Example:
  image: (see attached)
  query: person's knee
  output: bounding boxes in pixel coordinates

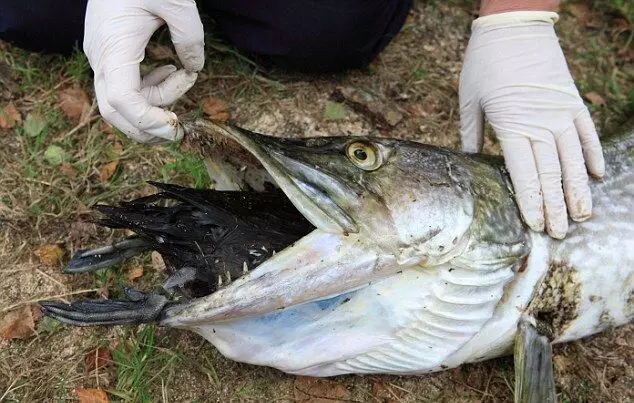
[276,0,413,72]
[0,1,87,54]
[205,0,413,73]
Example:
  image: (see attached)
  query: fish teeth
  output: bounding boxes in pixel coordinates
[217,275,223,288]
[226,270,232,283]
[243,261,249,274]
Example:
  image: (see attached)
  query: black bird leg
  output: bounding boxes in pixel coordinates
[64,237,151,273]
[39,287,167,326]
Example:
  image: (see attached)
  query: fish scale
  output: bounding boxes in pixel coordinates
[40,118,634,382]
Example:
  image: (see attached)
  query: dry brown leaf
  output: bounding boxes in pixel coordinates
[371,379,404,402]
[99,277,115,299]
[125,265,144,282]
[584,91,606,107]
[147,44,175,61]
[406,104,426,117]
[75,388,109,403]
[101,121,116,137]
[151,251,166,272]
[113,139,123,155]
[35,244,64,265]
[203,97,231,122]
[60,162,78,176]
[0,305,41,340]
[99,161,119,183]
[567,3,590,23]
[85,348,112,373]
[59,87,91,121]
[294,376,351,402]
[0,103,21,129]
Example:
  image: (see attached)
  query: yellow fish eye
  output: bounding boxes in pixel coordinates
[346,141,382,171]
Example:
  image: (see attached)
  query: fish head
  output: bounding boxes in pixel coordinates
[163,120,479,326]
[209,123,476,258]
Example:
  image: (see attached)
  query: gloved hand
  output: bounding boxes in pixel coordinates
[459,11,605,239]
[84,0,205,143]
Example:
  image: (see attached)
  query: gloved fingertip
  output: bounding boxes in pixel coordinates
[173,123,184,142]
[181,45,205,72]
[145,111,184,142]
[518,202,545,233]
[587,151,606,178]
[548,228,567,240]
[545,209,568,240]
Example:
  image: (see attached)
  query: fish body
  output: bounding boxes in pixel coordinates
[41,119,634,377]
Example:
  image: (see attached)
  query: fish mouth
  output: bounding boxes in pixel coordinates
[194,120,359,235]
[161,120,405,326]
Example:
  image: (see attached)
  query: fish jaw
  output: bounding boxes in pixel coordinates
[182,120,359,234]
[160,229,413,326]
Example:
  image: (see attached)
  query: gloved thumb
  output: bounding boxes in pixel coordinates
[151,0,205,72]
[459,95,485,153]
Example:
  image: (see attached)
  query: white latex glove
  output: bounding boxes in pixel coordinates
[84,0,205,143]
[459,11,605,239]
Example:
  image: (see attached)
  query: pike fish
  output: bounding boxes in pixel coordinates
[40,118,633,398]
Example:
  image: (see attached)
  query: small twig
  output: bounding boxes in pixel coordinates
[35,268,67,293]
[0,378,24,402]
[0,288,100,313]
[66,101,100,137]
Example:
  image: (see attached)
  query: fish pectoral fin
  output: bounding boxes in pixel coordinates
[39,288,167,326]
[63,237,152,274]
[514,318,556,403]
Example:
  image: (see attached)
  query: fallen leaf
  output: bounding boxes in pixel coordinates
[59,87,91,121]
[102,121,116,137]
[99,161,119,183]
[85,348,112,373]
[584,91,606,107]
[60,162,78,176]
[371,379,404,402]
[0,305,41,340]
[151,251,166,272]
[44,145,67,166]
[147,44,175,61]
[75,388,109,403]
[566,3,590,23]
[0,103,21,129]
[113,139,123,155]
[294,376,351,402]
[99,276,114,299]
[406,104,426,117]
[384,110,403,126]
[203,97,230,122]
[323,101,346,120]
[35,244,64,265]
[125,265,144,282]
[23,112,47,137]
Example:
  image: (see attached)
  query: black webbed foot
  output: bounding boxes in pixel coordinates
[64,237,151,273]
[39,288,167,326]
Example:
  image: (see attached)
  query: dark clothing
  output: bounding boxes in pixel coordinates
[0,0,412,72]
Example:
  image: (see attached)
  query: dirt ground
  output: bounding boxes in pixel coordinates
[1,1,633,402]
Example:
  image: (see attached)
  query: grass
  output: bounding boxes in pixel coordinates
[109,325,181,402]
[0,1,633,401]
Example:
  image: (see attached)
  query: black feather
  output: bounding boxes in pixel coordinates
[85,182,314,297]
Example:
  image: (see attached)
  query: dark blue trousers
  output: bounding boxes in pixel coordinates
[0,0,412,72]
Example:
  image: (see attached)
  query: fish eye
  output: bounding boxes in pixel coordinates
[346,141,382,171]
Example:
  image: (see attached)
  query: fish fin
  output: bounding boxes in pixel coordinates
[514,318,556,403]
[39,288,167,326]
[63,237,152,273]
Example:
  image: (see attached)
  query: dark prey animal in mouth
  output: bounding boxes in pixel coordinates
[40,181,313,325]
